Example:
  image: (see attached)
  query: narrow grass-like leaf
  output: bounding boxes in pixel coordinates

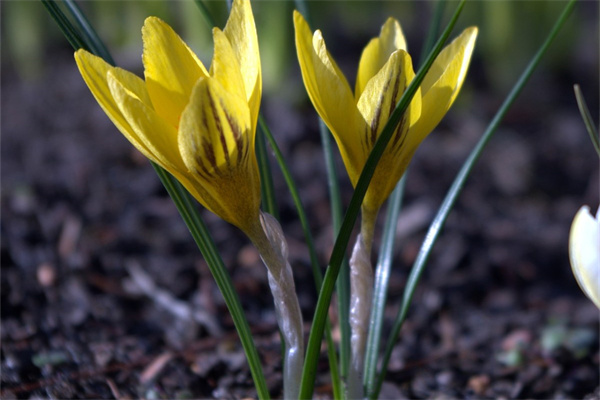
[259,116,343,400]
[63,0,114,65]
[256,129,278,218]
[370,1,577,398]
[194,0,217,27]
[153,166,270,400]
[43,2,270,398]
[364,0,446,391]
[574,84,600,157]
[299,2,467,398]
[40,0,86,51]
[362,175,405,389]
[258,116,320,289]
[293,0,310,23]
[321,120,351,382]
[256,121,282,394]
[418,0,446,67]
[294,0,349,395]
[194,0,341,395]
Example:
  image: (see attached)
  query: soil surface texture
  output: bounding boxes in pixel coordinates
[2,4,599,399]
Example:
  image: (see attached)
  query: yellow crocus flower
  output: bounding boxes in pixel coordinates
[75,0,262,233]
[295,12,478,398]
[294,11,477,214]
[569,205,600,308]
[76,5,306,396]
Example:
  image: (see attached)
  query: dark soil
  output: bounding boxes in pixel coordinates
[2,5,599,399]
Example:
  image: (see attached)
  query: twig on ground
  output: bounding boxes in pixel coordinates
[125,262,222,336]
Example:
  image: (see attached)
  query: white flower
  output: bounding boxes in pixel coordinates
[569,205,600,308]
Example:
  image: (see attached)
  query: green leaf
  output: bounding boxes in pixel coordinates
[362,175,406,391]
[194,0,217,27]
[256,128,278,218]
[418,0,446,67]
[321,120,351,384]
[62,0,114,66]
[294,0,350,393]
[153,167,270,400]
[574,84,600,158]
[40,0,87,51]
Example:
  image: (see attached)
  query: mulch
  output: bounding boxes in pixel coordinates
[2,30,599,399]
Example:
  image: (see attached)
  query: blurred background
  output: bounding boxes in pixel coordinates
[2,1,598,398]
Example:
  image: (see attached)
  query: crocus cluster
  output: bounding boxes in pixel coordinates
[75,1,480,398]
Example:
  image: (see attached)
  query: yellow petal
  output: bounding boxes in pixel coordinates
[356,50,421,211]
[178,77,260,229]
[142,16,208,128]
[357,49,420,156]
[178,77,252,176]
[294,11,364,172]
[569,205,600,308]
[75,50,157,161]
[223,0,261,129]
[355,17,407,97]
[107,70,185,174]
[411,27,478,144]
[210,28,247,103]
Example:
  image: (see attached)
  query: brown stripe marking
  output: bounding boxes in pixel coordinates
[206,90,230,168]
[222,103,245,164]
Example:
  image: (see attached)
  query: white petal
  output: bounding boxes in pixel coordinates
[569,205,600,308]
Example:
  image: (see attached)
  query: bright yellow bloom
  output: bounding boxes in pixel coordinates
[294,11,477,213]
[75,0,262,232]
[569,205,600,308]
